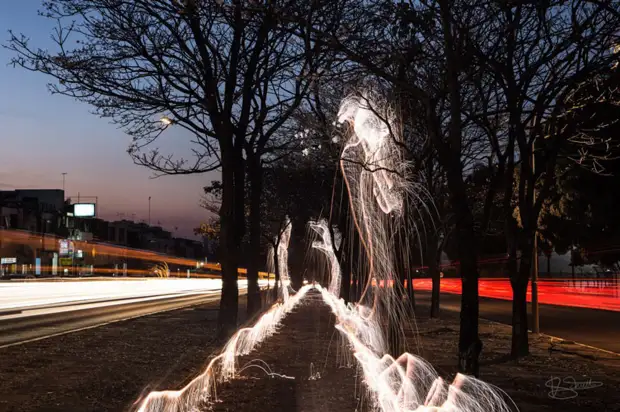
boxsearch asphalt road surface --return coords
[416,291,620,354]
[0,278,254,348]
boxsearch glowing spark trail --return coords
[309,93,514,412]
[277,217,293,302]
[136,285,311,412]
[266,217,294,302]
[135,219,309,412]
[309,219,342,295]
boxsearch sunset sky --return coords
[0,2,218,237]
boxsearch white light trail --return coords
[309,219,342,296]
[266,217,294,302]
[0,278,242,312]
[135,219,307,412]
[135,285,312,412]
[277,217,293,302]
[318,285,513,412]
[307,93,514,412]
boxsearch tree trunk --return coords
[449,174,481,376]
[430,263,440,318]
[510,238,531,358]
[406,271,414,312]
[428,234,440,318]
[272,245,280,302]
[218,141,239,338]
[435,0,480,377]
[247,157,263,317]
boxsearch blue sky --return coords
[0,2,218,237]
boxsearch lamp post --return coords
[62,173,67,198]
[148,196,151,226]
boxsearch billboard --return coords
[74,203,96,217]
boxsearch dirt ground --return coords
[410,304,620,412]
[205,293,620,412]
[0,297,249,412]
[1,289,618,412]
[207,292,367,412]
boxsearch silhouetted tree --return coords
[8,0,322,333]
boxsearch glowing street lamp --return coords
[160,116,172,126]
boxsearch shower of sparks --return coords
[135,219,308,412]
[307,93,514,412]
[135,285,311,412]
[309,219,342,296]
[134,92,513,412]
[266,217,294,302]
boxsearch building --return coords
[1,188,205,276]
[0,189,65,233]
[0,190,67,275]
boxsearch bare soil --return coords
[1,289,618,412]
[0,297,248,412]
[410,303,620,412]
[206,292,367,412]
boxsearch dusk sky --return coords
[0,2,218,237]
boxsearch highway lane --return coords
[0,291,231,348]
[0,278,239,311]
[0,278,263,348]
[416,291,620,354]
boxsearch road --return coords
[0,278,259,348]
[413,278,620,311]
[416,291,620,354]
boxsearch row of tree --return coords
[9,0,620,376]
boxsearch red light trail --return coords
[413,278,620,312]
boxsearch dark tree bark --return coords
[427,237,441,318]
[510,242,531,358]
[272,245,281,302]
[247,156,263,317]
[449,180,482,377]
[218,139,240,338]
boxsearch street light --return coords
[62,173,67,197]
[160,116,172,126]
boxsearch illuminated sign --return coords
[1,257,16,264]
[59,258,73,266]
[59,240,70,256]
[73,203,96,217]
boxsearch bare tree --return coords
[6,0,318,335]
[466,0,620,357]
[298,0,488,375]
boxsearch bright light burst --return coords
[134,92,513,412]
[135,219,308,412]
[307,93,514,412]
[135,286,311,412]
